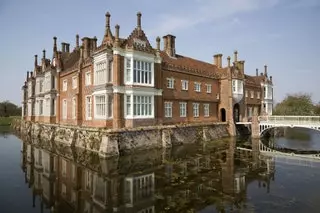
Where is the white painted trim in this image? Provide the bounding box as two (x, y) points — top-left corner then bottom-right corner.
(92, 89), (113, 96)
(124, 94), (155, 119)
(85, 95), (92, 120)
(113, 86), (162, 96)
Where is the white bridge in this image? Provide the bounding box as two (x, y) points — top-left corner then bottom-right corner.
(258, 116), (320, 136)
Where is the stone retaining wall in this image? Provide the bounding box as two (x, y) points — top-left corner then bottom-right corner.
(11, 118), (230, 158)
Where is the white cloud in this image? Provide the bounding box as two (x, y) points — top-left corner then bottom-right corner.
(146, 0), (280, 36)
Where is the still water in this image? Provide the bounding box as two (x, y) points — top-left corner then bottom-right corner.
(1, 128), (320, 213)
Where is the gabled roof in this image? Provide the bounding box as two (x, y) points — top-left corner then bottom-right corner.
(160, 51), (221, 79)
(122, 28), (155, 54)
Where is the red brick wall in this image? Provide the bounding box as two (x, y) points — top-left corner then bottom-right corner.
(59, 70), (79, 126)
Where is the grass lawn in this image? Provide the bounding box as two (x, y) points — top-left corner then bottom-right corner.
(0, 116), (20, 126)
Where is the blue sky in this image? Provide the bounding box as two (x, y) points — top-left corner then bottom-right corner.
(0, 0), (319, 105)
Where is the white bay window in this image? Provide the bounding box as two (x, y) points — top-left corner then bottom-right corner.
(124, 57), (153, 86)
(94, 94), (113, 119)
(95, 62), (107, 85)
(125, 94), (153, 118)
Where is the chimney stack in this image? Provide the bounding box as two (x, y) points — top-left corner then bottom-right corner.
(76, 34), (80, 49)
(264, 65), (268, 77)
(27, 71), (30, 80)
(115, 24), (120, 46)
(156, 36), (160, 51)
(137, 12), (142, 30)
(163, 34), (176, 57)
(42, 49), (46, 59)
(53, 37), (57, 53)
(256, 68), (259, 76)
(270, 76), (273, 83)
(213, 54), (223, 68)
(106, 12), (111, 29)
(234, 50), (238, 62)
(82, 37), (90, 59)
(30, 72), (33, 78)
(227, 56), (231, 67)
(34, 55), (38, 68)
(61, 42), (66, 52)
(93, 36), (97, 50)
(213, 54), (219, 66)
(65, 43), (70, 52)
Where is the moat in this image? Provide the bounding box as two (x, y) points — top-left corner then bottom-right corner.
(1, 127), (320, 213)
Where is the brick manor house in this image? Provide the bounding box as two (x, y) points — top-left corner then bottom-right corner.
(21, 12), (273, 129)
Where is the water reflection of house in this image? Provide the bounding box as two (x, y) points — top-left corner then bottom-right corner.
(20, 139), (276, 213)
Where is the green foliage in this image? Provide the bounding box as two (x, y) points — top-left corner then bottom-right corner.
(0, 101), (21, 117)
(314, 103), (320, 115)
(273, 93), (316, 116)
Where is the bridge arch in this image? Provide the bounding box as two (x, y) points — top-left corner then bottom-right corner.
(260, 124), (320, 137)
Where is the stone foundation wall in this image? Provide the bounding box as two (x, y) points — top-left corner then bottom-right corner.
(11, 118), (230, 158)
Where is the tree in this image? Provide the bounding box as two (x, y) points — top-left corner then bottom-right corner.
(0, 101), (21, 117)
(315, 102), (320, 115)
(273, 93), (315, 116)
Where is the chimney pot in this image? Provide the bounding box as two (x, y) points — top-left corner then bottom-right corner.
(30, 72), (33, 78)
(227, 56), (231, 67)
(34, 55), (38, 66)
(256, 68), (259, 76)
(42, 49), (46, 59)
(137, 12), (142, 29)
(53, 37), (57, 52)
(270, 76), (273, 82)
(66, 43), (70, 53)
(27, 71), (30, 79)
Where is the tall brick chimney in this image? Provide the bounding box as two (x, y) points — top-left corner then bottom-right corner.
(163, 34), (176, 57)
(234, 50), (238, 62)
(53, 37), (57, 53)
(256, 68), (259, 76)
(264, 65), (268, 77)
(114, 24), (120, 47)
(61, 42), (66, 52)
(82, 37), (90, 59)
(156, 36), (160, 51)
(34, 55), (38, 68)
(137, 12), (142, 30)
(65, 43), (70, 52)
(76, 34), (79, 49)
(213, 54), (223, 68)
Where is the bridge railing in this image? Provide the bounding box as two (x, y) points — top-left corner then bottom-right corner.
(258, 116), (320, 125)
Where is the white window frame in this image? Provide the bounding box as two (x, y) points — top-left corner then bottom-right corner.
(167, 78), (174, 89)
(181, 80), (188, 91)
(72, 76), (77, 89)
(94, 61), (107, 85)
(179, 102), (187, 117)
(94, 94), (113, 119)
(124, 94), (154, 119)
(250, 91), (254, 98)
(206, 84), (212, 93)
(63, 80), (68, 91)
(257, 91), (260, 99)
(123, 54), (154, 87)
(62, 99), (67, 119)
(204, 104), (209, 117)
(72, 97), (76, 119)
(194, 82), (201, 92)
(245, 90), (248, 98)
(164, 102), (173, 118)
(86, 96), (92, 120)
(232, 79), (244, 94)
(193, 103), (199, 117)
(39, 100), (43, 115)
(85, 71), (91, 86)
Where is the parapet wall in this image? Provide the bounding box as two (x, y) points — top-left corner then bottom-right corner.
(12, 119), (230, 158)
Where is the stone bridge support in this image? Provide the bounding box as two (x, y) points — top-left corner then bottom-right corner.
(251, 115), (260, 138)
